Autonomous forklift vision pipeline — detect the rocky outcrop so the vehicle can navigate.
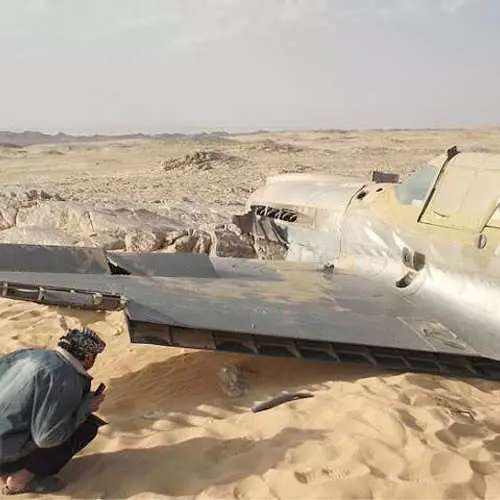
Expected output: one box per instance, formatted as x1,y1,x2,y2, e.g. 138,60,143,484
250,139,304,154
0,226,79,246
14,202,182,240
16,202,94,235
89,208,180,236
0,201,182,250
0,200,259,259
161,150,247,172
25,189,65,201
161,226,255,258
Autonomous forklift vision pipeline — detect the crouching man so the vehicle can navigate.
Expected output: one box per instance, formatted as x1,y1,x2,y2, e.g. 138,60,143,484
0,328,107,495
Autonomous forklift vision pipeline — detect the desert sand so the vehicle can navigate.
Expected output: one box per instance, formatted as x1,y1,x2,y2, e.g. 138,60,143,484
2,129,500,499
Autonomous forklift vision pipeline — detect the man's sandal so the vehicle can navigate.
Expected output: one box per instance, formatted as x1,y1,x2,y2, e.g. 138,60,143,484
1,476,67,495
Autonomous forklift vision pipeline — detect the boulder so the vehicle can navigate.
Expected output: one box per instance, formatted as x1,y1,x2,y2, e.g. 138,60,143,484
0,226,79,246
0,206,18,231
164,229,212,254
213,227,256,258
0,199,259,260
77,231,125,251
16,202,94,236
88,207,182,236
13,202,183,249
125,227,164,252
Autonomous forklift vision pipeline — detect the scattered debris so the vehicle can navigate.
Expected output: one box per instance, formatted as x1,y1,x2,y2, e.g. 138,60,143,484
252,392,314,413
321,263,335,273
253,239,288,260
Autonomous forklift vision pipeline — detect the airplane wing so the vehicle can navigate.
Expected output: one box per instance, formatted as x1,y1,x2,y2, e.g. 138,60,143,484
1,243,500,381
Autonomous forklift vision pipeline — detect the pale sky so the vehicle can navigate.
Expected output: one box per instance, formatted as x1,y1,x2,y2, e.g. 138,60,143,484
0,0,498,134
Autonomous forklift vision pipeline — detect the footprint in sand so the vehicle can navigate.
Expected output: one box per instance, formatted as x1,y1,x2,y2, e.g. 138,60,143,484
0,305,44,322
434,420,488,448
470,459,500,476
483,435,500,457
398,450,473,484
294,463,370,484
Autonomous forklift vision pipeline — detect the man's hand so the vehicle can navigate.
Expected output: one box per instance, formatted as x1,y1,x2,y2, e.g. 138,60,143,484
89,392,105,413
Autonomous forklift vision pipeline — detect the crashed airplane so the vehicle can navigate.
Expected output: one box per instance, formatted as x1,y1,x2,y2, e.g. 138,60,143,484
1,146,500,380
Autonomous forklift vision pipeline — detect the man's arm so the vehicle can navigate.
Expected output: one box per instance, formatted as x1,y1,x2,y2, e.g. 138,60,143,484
30,369,91,448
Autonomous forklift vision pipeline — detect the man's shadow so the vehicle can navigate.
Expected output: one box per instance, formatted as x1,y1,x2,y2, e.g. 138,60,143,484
95,350,380,433
61,427,327,498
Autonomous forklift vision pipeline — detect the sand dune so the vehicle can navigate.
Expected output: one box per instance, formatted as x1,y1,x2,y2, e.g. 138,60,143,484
2,297,500,499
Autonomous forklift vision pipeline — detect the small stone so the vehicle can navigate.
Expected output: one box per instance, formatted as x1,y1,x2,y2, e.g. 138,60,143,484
218,363,251,398
0,206,18,231
142,411,169,420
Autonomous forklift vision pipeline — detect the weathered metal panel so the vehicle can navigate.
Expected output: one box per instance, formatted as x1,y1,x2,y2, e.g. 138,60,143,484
241,174,366,262
1,244,500,378
0,255,496,359
106,252,218,278
419,164,500,231
245,173,365,231
125,320,500,380
0,244,110,274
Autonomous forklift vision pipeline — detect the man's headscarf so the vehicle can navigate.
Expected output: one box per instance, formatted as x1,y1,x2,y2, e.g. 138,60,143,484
57,327,106,361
